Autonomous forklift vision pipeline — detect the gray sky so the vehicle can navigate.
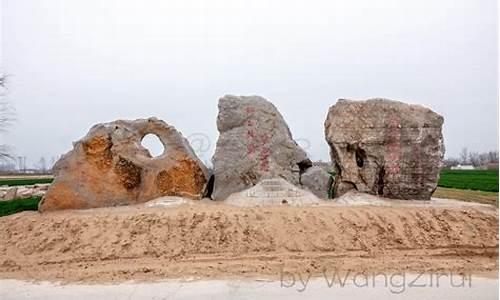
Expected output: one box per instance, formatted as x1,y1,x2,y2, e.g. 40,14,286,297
1,0,498,168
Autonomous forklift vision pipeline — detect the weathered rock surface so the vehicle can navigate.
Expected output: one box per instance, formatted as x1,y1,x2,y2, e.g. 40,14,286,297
325,98,444,200
3,187,17,201
300,166,332,199
212,95,313,200
39,118,209,211
0,184,50,201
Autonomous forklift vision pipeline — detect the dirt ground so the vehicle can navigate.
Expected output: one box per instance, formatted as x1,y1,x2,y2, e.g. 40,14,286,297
433,187,499,207
0,198,497,283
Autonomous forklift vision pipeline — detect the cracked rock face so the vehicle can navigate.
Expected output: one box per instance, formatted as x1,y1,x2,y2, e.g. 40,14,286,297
39,118,209,212
211,95,313,200
324,98,444,200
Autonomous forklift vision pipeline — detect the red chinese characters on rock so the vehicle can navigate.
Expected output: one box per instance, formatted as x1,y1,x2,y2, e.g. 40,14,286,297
414,130,424,187
245,106,271,172
387,117,401,175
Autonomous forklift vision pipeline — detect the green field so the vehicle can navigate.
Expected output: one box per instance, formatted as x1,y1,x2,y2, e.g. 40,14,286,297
0,196,41,217
438,169,499,192
0,178,53,186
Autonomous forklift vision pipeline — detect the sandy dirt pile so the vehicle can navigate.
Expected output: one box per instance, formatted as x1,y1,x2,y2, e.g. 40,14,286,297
0,200,497,283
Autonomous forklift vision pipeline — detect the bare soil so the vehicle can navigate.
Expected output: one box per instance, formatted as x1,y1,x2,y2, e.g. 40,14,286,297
433,187,499,207
0,199,497,283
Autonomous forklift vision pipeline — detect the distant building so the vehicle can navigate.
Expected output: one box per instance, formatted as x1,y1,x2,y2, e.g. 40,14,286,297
451,164,475,170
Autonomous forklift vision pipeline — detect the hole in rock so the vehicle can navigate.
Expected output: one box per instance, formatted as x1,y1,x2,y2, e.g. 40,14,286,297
141,134,165,158
355,148,366,168
297,160,312,173
297,159,313,179
206,174,215,199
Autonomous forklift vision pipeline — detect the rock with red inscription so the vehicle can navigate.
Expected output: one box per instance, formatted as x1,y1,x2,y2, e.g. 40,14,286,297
212,95,313,200
324,98,444,200
39,118,209,212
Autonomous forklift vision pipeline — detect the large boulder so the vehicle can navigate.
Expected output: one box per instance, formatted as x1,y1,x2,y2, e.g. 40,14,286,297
39,118,209,211
211,95,313,200
324,98,444,200
300,166,332,199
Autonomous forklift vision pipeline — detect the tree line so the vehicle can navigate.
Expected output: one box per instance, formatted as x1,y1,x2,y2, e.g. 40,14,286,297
444,148,499,169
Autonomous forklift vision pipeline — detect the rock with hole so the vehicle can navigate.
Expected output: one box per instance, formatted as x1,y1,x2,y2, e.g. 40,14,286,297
324,98,444,200
212,95,313,200
39,118,209,211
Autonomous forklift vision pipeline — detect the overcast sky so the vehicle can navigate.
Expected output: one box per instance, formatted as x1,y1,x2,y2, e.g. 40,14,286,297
1,0,498,168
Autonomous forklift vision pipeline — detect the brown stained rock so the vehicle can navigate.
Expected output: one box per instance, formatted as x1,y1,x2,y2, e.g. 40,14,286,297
325,98,444,200
39,118,209,212
115,157,142,189
156,156,208,198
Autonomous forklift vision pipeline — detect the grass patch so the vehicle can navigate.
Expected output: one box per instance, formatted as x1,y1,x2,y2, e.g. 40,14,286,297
433,187,498,207
0,178,53,186
438,169,498,192
0,196,42,217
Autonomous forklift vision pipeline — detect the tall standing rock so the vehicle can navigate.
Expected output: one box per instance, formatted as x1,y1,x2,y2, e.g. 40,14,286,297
212,95,313,200
324,98,444,200
39,118,209,212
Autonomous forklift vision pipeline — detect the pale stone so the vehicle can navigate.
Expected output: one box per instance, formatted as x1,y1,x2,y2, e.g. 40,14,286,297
3,187,17,201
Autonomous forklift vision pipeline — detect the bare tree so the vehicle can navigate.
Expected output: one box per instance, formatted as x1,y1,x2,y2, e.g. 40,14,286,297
488,151,499,162
446,149,498,169
0,160,16,173
443,158,459,169
0,74,15,161
36,157,47,173
459,147,469,165
469,152,481,167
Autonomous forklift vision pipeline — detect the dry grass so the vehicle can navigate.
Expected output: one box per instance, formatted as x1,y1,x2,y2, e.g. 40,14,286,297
433,187,499,207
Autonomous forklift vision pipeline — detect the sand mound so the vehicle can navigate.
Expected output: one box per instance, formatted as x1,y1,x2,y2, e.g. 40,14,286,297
0,198,497,283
